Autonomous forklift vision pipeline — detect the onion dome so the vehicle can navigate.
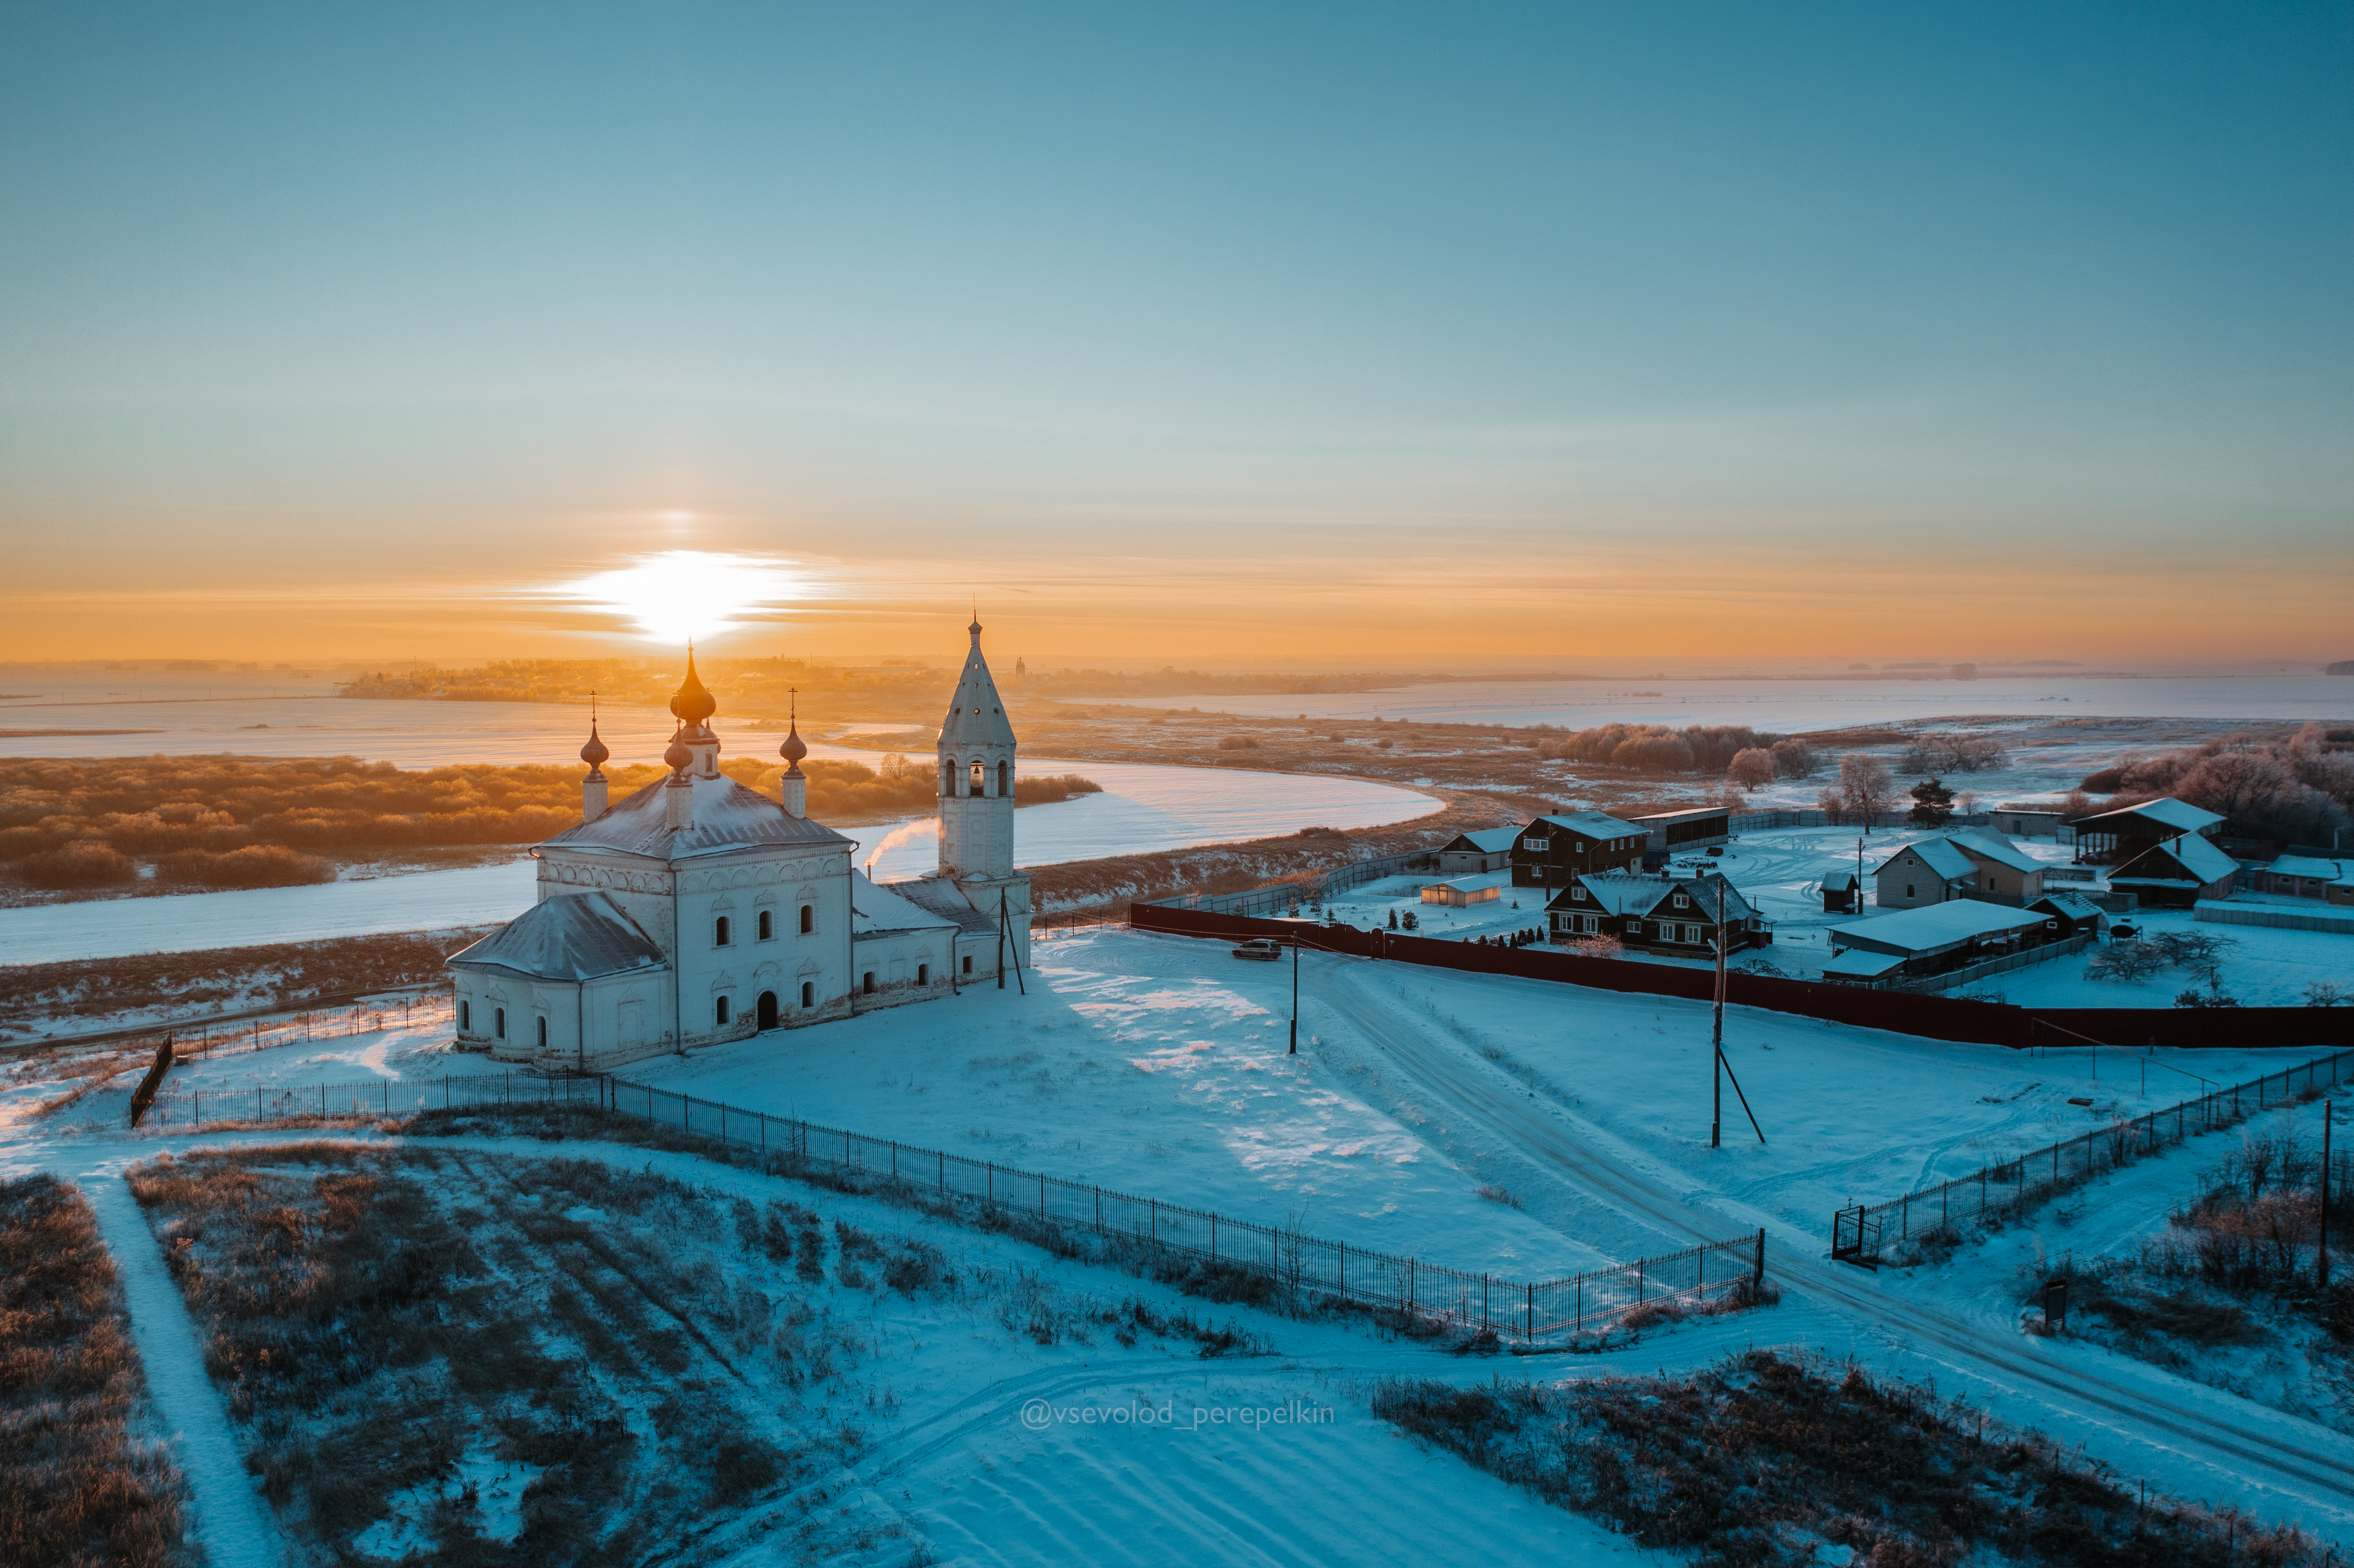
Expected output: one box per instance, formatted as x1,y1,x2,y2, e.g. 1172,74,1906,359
663,728,692,773
668,646,717,726
778,689,807,768
579,718,610,771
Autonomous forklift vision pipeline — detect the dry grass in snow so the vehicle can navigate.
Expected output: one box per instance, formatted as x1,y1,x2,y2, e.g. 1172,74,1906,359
1376,1348,2330,1567
128,1140,1260,1566
0,1173,196,1568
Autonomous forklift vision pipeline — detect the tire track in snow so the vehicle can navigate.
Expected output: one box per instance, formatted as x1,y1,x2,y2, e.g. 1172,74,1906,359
1318,965,2354,1526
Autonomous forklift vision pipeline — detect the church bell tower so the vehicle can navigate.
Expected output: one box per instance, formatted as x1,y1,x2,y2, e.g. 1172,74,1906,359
936,617,1029,970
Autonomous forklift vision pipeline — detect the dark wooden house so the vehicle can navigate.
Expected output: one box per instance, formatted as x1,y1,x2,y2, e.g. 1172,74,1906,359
1508,812,1648,890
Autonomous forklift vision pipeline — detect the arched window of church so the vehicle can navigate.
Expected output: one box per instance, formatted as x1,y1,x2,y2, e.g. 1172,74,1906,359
800,980,814,1008
715,915,730,947
536,1016,548,1048
917,963,929,986
941,759,955,796
495,1008,506,1040
996,761,1009,797
716,996,730,1025
757,909,772,941
799,904,813,934
969,759,984,797
459,1000,470,1031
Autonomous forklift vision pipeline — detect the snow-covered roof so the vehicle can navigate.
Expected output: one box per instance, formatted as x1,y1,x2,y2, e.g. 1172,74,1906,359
539,771,854,864
446,892,668,982
1527,811,1640,841
1874,838,1976,882
1828,901,2048,958
1627,806,1729,826
886,874,1002,936
2072,797,2225,836
1820,948,1906,979
1673,872,1752,924
1820,871,1859,891
2267,855,2348,880
1550,873,1664,917
850,871,960,937
2111,833,2241,887
938,624,1017,754
2029,889,2104,918
1949,831,2044,875
1444,827,1521,854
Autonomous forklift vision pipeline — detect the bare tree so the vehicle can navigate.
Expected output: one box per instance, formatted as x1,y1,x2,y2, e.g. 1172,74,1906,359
1726,747,1776,790
1815,784,1848,824
1840,752,1896,831
2086,941,2168,983
1770,738,1820,779
2307,980,2349,1008
1567,932,1624,960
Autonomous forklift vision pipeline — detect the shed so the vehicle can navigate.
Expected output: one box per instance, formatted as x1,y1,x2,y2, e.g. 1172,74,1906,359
1820,948,1906,984
1627,806,1732,854
1826,902,2054,985
2027,890,2109,938
1421,878,1503,908
1820,870,1860,914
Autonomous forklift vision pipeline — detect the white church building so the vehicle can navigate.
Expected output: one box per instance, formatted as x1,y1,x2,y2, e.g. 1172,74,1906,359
448,619,1032,1072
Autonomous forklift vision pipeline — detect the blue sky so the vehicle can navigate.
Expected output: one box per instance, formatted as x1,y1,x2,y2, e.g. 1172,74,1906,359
2,2,2348,663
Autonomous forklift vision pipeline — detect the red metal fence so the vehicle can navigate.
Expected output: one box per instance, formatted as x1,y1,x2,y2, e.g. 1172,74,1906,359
1126,903,2354,1054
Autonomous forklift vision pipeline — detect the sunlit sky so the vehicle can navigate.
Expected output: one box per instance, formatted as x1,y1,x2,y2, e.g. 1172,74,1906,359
3,3,2349,668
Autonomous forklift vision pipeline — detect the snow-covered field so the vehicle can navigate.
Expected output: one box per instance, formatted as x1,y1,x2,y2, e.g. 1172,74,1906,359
9,922,2354,1556
1067,675,2354,731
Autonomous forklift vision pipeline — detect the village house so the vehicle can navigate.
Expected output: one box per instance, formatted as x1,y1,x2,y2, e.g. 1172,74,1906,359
1508,812,1648,890
1872,831,2046,909
2249,853,2351,902
1435,827,1520,874
2107,832,2242,909
1546,870,1761,955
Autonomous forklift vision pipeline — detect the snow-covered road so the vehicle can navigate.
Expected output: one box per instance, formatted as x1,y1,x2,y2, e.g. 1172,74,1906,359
1313,962,2354,1533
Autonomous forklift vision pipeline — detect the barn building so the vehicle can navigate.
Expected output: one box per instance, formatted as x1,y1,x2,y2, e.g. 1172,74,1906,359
1822,902,2063,987
2069,797,2226,863
1625,806,1732,858
447,620,1031,1072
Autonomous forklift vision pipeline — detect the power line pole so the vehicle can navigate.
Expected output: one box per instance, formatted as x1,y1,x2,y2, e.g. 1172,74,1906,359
1711,880,1726,1149
2322,1100,2334,1291
1290,936,1300,1055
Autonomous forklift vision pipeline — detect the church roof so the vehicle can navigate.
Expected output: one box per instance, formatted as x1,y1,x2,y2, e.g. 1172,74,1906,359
539,770,854,863
888,874,1003,936
938,621,1017,753
446,892,669,982
851,871,961,937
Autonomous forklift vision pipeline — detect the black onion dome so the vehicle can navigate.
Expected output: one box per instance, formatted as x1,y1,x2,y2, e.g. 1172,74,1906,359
663,730,692,772
579,719,610,770
669,648,717,725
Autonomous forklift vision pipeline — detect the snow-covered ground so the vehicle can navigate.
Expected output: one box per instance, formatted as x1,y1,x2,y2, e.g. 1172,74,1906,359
9,922,2354,1552
1066,675,2354,730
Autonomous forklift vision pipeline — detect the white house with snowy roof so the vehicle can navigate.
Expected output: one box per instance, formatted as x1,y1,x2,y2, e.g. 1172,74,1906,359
447,619,1032,1072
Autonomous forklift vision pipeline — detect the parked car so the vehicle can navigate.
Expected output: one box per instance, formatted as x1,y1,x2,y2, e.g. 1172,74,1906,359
1232,938,1284,961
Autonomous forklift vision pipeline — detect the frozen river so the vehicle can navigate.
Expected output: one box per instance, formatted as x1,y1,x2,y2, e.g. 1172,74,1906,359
0,758,1438,966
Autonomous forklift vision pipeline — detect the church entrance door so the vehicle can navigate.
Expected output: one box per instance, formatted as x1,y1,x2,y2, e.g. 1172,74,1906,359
756,991,778,1031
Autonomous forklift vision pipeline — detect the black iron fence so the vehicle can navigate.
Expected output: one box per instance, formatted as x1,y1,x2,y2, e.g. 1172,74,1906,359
139,1068,1765,1349
1832,1047,2354,1264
